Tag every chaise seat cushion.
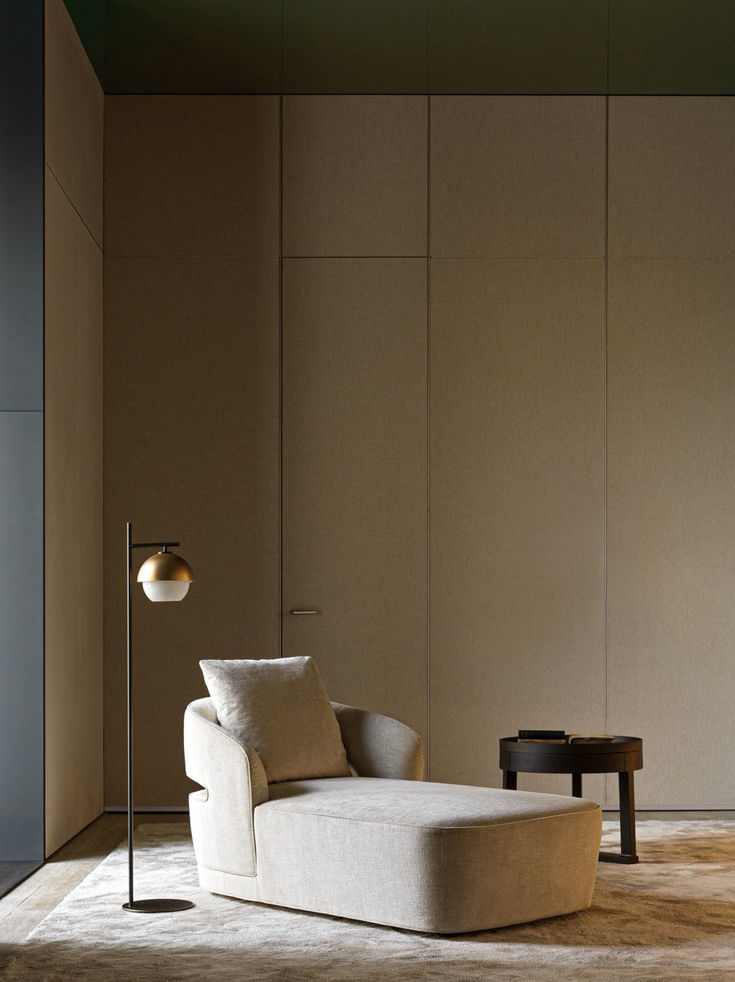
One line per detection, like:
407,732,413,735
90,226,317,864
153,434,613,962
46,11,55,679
232,777,601,934
265,776,595,827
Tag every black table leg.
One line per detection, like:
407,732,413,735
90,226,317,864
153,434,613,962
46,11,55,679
618,770,638,862
572,773,582,797
503,770,517,790
599,769,639,864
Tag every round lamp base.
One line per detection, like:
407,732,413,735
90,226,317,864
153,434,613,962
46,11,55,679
123,898,194,913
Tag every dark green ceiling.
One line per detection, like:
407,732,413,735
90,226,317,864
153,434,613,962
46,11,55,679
64,0,735,95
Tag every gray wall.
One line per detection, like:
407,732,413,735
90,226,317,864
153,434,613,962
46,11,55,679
0,0,45,860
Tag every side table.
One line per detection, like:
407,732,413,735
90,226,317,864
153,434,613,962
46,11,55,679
499,736,643,864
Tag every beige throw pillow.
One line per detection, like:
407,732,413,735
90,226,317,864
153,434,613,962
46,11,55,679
199,656,350,783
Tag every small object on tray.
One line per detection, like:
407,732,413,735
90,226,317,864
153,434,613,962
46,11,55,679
517,730,615,744
567,734,615,744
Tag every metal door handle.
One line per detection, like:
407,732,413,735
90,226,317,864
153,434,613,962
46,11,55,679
290,609,320,615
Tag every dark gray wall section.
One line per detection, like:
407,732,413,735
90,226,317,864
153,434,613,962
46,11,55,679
0,2,44,410
0,414,44,858
0,0,44,860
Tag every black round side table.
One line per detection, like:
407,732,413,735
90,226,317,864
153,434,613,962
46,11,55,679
499,736,643,864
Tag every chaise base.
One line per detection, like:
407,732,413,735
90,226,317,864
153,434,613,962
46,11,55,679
195,777,601,934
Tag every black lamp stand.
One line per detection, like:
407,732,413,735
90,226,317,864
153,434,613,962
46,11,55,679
123,522,194,913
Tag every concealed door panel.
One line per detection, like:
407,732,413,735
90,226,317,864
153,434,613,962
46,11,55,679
607,259,735,808
104,256,280,807
430,258,606,794
282,259,428,742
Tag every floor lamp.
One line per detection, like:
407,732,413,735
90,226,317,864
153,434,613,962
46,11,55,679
124,521,195,913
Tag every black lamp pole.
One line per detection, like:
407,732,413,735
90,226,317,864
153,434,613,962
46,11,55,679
123,521,194,913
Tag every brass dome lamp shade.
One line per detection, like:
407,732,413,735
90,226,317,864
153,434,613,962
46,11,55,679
124,522,195,913
137,546,194,602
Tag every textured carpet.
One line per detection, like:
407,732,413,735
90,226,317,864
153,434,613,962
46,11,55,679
3,820,735,981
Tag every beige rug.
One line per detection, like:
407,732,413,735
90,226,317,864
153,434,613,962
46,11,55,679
3,820,735,981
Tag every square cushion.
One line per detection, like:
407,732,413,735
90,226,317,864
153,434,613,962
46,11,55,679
199,656,350,783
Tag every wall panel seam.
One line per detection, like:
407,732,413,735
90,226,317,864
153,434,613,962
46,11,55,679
426,92,431,778
103,254,282,261
278,93,284,658
603,0,611,789
281,252,426,259
603,94,609,794
42,1,47,857
414,254,609,261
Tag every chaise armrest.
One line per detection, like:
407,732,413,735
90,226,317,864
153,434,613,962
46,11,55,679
184,697,268,877
331,702,425,781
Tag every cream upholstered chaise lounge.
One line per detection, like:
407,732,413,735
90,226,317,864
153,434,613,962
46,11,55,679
184,656,601,934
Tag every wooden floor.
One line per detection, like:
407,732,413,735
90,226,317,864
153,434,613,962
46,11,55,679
0,813,189,965
1,809,732,967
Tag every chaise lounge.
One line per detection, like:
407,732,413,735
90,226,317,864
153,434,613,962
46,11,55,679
184,656,601,934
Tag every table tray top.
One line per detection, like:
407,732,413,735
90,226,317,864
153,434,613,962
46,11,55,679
499,735,643,774
500,735,641,753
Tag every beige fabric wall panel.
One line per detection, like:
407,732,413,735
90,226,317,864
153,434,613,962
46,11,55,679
607,259,735,808
44,0,103,246
104,96,279,258
283,96,427,257
44,0,104,855
609,98,735,260
44,171,104,855
430,258,606,795
104,257,280,806
282,259,428,741
431,97,605,259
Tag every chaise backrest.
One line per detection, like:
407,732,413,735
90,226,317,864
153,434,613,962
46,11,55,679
185,691,425,787
184,690,425,878
331,702,425,782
